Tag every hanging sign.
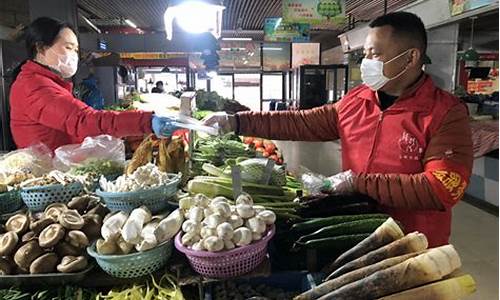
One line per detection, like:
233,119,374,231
450,0,497,16
264,18,310,42
283,0,346,30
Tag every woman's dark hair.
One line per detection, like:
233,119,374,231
12,17,75,82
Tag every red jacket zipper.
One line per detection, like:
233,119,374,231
365,111,384,172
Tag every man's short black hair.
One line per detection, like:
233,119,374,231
369,12,427,58
156,81,163,86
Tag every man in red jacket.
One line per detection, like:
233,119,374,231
204,12,473,247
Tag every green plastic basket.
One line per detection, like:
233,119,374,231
20,182,84,212
87,239,173,278
96,173,180,214
0,190,22,214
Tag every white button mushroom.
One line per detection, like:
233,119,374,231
236,204,255,219
200,226,217,238
252,232,262,241
191,241,205,251
253,205,266,214
245,217,266,234
179,197,194,211
235,193,254,206
228,214,244,229
182,220,201,234
232,227,252,246
257,210,276,225
188,207,204,223
181,231,200,247
193,194,211,207
204,214,225,229
211,202,231,218
224,239,235,250
203,236,224,252
216,222,234,240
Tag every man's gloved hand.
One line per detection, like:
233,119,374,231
300,169,357,195
151,115,180,138
202,112,237,135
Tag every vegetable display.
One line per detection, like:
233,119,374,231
99,163,174,193
178,193,276,251
294,219,476,300
0,198,106,275
69,159,123,178
95,207,183,255
96,274,184,300
242,137,283,165
212,280,300,300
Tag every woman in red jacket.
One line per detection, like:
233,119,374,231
10,17,176,151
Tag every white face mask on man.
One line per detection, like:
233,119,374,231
48,48,79,78
360,49,411,91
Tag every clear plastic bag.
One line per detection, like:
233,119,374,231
53,135,125,172
0,143,53,185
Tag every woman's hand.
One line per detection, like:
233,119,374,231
151,115,180,138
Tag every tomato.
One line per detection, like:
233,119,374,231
262,151,270,157
264,143,276,153
253,140,263,148
269,154,279,161
256,147,265,153
243,137,254,145
277,158,283,164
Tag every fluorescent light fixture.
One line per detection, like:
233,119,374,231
81,15,101,33
263,47,283,51
273,18,282,30
164,0,224,40
222,37,252,41
125,19,137,28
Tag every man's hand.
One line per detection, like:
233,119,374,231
202,112,237,135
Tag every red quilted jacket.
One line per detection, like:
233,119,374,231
9,60,152,151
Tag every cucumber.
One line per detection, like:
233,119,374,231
296,218,388,244
291,214,389,234
303,233,370,250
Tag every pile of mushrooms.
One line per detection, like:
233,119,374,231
96,206,182,255
0,194,109,275
178,193,276,252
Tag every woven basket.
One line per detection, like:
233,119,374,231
20,182,83,212
0,190,22,214
87,239,173,278
175,226,275,279
95,173,180,214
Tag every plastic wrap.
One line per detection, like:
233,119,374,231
0,144,53,185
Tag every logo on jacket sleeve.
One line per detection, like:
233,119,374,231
431,170,466,201
398,131,423,160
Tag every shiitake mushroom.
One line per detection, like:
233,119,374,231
5,213,29,235
14,240,44,270
57,256,88,273
58,210,84,230
0,231,19,256
29,252,58,274
39,224,65,248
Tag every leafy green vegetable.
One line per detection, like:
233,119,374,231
70,159,124,177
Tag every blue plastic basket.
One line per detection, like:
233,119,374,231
0,190,22,214
20,182,84,212
87,239,173,278
95,173,180,214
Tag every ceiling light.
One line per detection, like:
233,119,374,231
125,19,138,28
164,0,224,40
81,15,101,34
222,37,252,41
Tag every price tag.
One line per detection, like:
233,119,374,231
231,165,243,199
260,159,275,185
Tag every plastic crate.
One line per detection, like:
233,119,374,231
0,190,22,214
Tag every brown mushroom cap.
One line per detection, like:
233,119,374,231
55,241,82,257
44,203,68,221
58,209,84,230
67,196,91,213
86,203,109,220
0,231,19,256
81,214,102,242
56,255,88,273
29,252,59,274
39,224,65,248
0,257,12,275
5,214,29,235
21,231,36,243
96,238,118,255
30,218,55,234
14,240,44,270
65,230,89,249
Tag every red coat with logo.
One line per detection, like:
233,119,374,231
236,75,473,247
10,60,152,151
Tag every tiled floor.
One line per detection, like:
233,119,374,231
450,200,499,300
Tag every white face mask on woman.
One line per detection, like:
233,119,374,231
360,49,410,91
48,48,79,78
